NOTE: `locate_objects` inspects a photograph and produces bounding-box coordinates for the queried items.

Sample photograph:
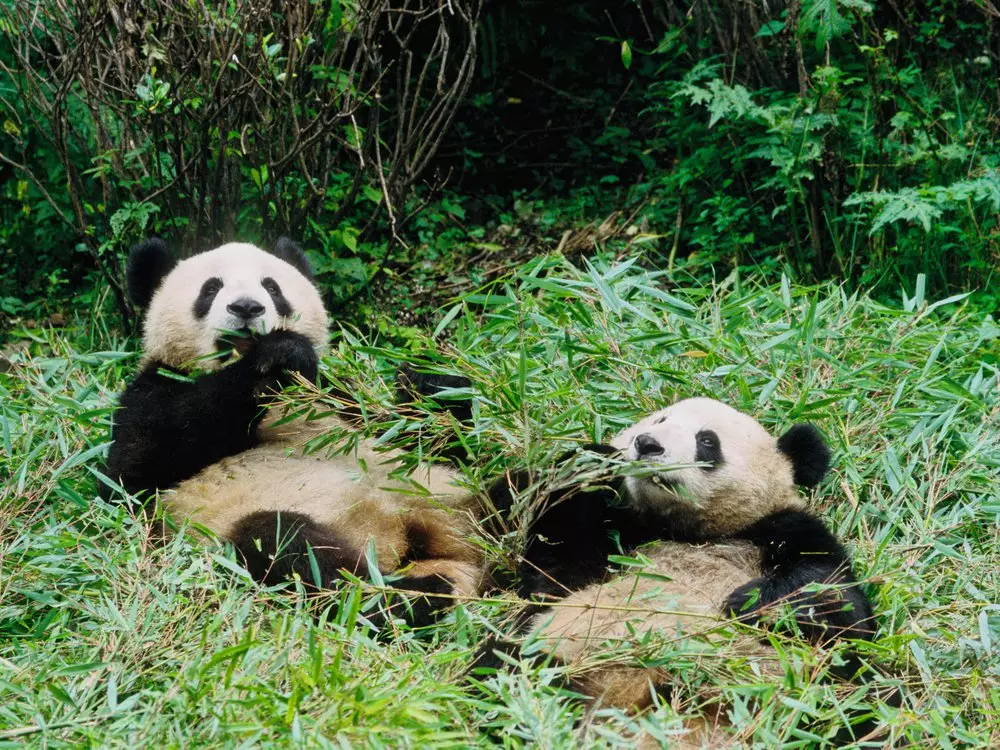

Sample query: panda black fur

[483,398,877,743]
[104,238,485,627]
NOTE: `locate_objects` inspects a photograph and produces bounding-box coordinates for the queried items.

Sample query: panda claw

[723,581,765,625]
[245,330,319,386]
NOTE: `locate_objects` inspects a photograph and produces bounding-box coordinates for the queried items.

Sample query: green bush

[447,0,1000,299]
[0,0,481,326]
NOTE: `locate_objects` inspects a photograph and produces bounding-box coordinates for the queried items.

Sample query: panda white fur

[104,238,485,626]
[482,398,876,743]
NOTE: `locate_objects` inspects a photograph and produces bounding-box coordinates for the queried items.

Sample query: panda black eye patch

[262,277,292,317]
[694,429,723,469]
[193,277,224,319]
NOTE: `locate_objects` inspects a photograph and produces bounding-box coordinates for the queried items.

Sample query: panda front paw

[725,577,875,644]
[245,330,318,391]
[724,579,769,626]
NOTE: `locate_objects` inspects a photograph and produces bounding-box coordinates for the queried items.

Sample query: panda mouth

[649,474,680,490]
[215,329,258,361]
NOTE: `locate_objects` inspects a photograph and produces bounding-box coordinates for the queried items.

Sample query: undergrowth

[2,259,999,747]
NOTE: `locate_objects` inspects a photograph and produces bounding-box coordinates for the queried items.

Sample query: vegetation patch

[3,259,997,746]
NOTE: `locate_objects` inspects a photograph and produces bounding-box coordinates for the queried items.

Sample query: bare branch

[0,0,482,323]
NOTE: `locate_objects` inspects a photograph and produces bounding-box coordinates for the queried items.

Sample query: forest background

[2,0,999,327]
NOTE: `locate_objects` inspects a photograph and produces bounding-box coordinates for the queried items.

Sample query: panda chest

[597,539,764,619]
[531,540,765,663]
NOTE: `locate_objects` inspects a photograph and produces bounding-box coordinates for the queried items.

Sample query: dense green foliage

[2,0,999,330]
[3,264,999,745]
[448,0,1000,297]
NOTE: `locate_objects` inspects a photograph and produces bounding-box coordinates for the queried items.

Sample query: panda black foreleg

[728,510,900,744]
[726,509,875,644]
[485,446,633,599]
[724,563,875,645]
[239,329,320,395]
[230,510,458,630]
[104,330,318,498]
[394,366,474,425]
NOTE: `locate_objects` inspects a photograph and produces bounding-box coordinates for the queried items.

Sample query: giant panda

[480,397,878,745]
[103,238,485,627]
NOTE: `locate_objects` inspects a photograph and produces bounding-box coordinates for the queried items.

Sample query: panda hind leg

[370,512,487,627]
[231,510,368,589]
[230,510,466,630]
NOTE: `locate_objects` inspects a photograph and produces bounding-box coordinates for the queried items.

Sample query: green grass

[2,257,999,747]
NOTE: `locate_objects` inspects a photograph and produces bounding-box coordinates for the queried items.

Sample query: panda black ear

[273,237,314,281]
[126,238,176,309]
[777,424,831,488]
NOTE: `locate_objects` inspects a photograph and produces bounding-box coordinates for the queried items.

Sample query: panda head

[610,398,831,537]
[127,238,329,370]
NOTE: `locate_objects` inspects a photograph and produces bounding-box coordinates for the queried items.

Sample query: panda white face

[141,242,329,370]
[610,398,803,536]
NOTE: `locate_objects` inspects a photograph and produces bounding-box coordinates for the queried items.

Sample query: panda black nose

[634,433,664,457]
[227,297,265,320]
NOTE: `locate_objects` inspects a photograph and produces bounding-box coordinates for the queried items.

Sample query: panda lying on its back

[104,238,484,627]
[485,398,877,740]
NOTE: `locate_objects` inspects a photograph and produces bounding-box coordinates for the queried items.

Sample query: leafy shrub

[442,0,1000,300]
[0,0,482,325]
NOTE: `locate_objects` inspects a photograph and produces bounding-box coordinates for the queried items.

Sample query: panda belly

[162,433,477,575]
[530,540,782,710]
